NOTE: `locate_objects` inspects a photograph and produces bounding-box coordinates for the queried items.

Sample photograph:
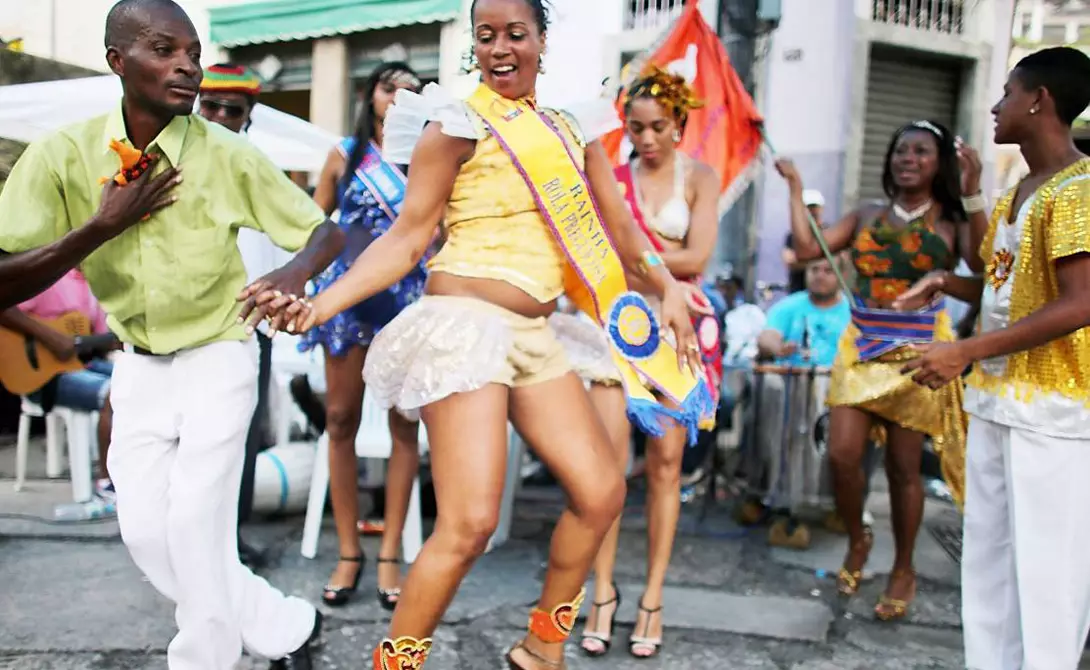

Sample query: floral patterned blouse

[851,209,953,308]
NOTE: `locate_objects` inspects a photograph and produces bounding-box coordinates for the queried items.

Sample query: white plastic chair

[300,389,526,562]
[14,397,96,502]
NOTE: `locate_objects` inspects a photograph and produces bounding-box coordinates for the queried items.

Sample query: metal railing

[624,0,688,33]
[871,0,966,35]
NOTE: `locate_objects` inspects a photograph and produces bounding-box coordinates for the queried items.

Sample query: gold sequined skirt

[826,313,966,508]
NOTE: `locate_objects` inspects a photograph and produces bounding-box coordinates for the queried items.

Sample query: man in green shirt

[0,1,343,668]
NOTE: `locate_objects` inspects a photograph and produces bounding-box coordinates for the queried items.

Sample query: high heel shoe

[580,582,621,657]
[376,556,401,611]
[506,587,585,669]
[321,554,364,607]
[628,598,663,659]
[875,568,917,621]
[373,636,432,670]
[836,528,874,596]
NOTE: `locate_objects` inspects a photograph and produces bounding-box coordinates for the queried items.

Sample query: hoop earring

[538,45,547,74]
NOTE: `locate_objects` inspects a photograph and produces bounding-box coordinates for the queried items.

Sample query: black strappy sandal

[628,598,663,659]
[579,582,621,657]
[506,641,564,669]
[376,556,402,611]
[321,554,364,607]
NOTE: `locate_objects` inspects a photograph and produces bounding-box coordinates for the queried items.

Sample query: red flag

[602,2,764,213]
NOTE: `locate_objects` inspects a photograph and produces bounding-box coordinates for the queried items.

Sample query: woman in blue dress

[302,61,427,609]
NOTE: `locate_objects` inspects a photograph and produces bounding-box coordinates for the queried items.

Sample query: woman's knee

[326,403,362,443]
[573,469,626,529]
[437,505,501,558]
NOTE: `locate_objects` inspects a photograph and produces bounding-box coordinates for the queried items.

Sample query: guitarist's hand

[41,332,77,362]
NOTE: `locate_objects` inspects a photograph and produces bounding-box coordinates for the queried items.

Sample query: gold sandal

[836,529,874,596]
[372,635,432,670]
[875,569,916,621]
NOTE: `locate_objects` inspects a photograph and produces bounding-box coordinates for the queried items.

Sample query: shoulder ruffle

[550,98,622,145]
[382,84,483,164]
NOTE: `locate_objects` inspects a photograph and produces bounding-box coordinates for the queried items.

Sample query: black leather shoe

[269,610,323,669]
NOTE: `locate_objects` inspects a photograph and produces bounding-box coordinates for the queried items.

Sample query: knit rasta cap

[200,64,262,97]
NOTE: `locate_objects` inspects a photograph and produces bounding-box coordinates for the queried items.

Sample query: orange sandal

[373,635,432,670]
[506,588,586,669]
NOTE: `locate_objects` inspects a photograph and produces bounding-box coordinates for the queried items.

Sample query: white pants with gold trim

[962,415,1090,670]
[107,341,314,669]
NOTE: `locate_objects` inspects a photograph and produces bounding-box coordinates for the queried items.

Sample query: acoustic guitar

[0,311,115,395]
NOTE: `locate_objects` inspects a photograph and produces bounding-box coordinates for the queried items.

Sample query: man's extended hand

[900,341,973,388]
[237,265,309,334]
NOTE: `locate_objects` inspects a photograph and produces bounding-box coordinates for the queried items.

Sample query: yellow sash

[464,84,713,439]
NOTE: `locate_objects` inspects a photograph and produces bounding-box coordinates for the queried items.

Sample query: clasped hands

[236,267,320,336]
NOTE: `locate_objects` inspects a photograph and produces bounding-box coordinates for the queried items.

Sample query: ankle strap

[528,587,586,644]
[373,636,432,670]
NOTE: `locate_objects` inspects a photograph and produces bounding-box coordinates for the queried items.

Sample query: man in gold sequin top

[900,47,1090,670]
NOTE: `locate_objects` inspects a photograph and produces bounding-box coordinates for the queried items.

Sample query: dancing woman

[262,0,708,667]
[775,120,978,620]
[302,62,425,609]
[573,67,720,659]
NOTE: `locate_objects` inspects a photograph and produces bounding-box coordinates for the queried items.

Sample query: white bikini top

[632,154,691,242]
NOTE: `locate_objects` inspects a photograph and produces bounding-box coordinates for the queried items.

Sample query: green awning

[210,0,463,48]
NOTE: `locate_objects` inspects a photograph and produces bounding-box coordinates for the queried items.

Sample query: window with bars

[624,0,689,32]
[870,0,965,36]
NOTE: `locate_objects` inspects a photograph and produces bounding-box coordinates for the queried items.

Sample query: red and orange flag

[602,1,764,213]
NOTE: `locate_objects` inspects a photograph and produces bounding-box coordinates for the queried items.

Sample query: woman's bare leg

[386,384,510,637]
[828,406,876,592]
[507,373,627,667]
[323,345,367,595]
[879,424,925,612]
[631,397,686,656]
[581,383,630,652]
[377,409,422,602]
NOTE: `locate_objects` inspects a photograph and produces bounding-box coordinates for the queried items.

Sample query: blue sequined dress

[299,138,427,357]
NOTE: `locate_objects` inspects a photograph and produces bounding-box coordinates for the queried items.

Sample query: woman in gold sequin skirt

[775,120,981,620]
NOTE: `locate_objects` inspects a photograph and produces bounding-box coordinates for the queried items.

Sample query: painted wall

[754,0,858,287]
[0,0,249,72]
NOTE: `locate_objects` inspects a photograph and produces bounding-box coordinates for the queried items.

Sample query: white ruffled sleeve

[382,83,483,164]
[558,98,623,145]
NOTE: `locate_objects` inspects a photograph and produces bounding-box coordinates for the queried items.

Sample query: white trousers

[962,416,1090,670]
[107,341,314,670]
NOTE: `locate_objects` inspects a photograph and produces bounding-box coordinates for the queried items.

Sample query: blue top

[299,137,427,357]
[764,291,851,367]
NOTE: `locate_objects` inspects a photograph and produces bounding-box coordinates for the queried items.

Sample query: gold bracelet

[639,250,665,275]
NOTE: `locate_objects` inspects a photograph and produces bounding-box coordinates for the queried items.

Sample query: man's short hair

[1014,47,1090,126]
[104,0,181,50]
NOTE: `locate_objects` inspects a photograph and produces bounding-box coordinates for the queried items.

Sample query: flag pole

[759,129,854,302]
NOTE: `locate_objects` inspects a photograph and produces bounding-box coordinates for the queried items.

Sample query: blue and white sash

[353,140,407,223]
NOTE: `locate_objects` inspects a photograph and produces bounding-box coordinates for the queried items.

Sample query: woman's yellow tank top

[427,110,585,303]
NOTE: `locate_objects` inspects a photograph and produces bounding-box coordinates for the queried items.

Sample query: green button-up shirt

[0,104,326,354]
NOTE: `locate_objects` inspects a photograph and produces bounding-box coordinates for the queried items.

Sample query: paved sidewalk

[0,439,1087,669]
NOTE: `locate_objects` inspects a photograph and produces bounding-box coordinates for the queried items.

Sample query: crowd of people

[1,0,1089,669]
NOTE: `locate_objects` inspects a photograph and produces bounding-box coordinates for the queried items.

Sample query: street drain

[929,523,962,565]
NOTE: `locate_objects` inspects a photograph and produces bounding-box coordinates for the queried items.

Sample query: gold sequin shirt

[382,84,623,304]
[965,157,1090,438]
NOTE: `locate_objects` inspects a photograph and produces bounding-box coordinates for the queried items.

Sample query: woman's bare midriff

[425,271,558,319]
